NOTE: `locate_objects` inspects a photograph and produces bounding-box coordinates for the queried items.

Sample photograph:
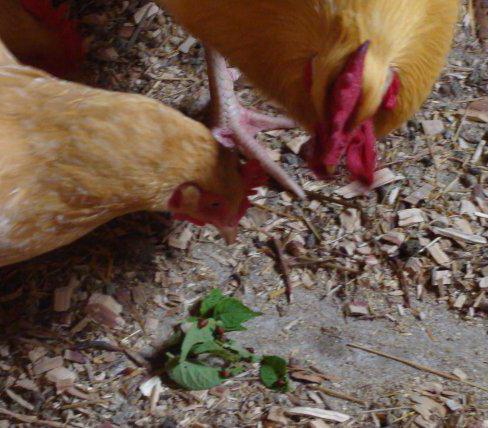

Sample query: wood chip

[404,184,434,205]
[445,399,463,412]
[421,119,445,135]
[480,278,488,289]
[432,270,452,286]
[5,389,34,411]
[15,378,39,393]
[453,294,467,309]
[345,303,370,317]
[46,367,77,392]
[473,140,487,164]
[33,356,64,376]
[54,276,79,312]
[179,36,197,54]
[426,243,451,266]
[466,97,488,123]
[139,376,162,397]
[286,135,309,154]
[452,368,468,381]
[134,2,160,23]
[28,347,47,363]
[308,420,331,428]
[382,231,406,246]
[460,199,478,216]
[398,208,425,226]
[335,168,404,199]
[267,407,289,425]
[431,226,487,245]
[86,293,124,328]
[285,407,350,423]
[168,226,193,250]
[339,209,361,233]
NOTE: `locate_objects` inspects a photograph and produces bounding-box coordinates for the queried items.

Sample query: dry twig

[348,342,488,393]
[270,237,293,303]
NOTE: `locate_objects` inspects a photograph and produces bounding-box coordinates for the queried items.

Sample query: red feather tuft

[20,0,85,75]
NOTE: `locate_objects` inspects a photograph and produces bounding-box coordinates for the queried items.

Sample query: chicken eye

[210,202,221,208]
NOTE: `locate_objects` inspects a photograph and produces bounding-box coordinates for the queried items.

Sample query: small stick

[348,342,488,393]
[359,406,411,414]
[127,6,153,50]
[271,237,293,303]
[291,258,359,275]
[391,260,411,308]
[301,214,322,242]
[61,399,108,410]
[305,190,362,210]
[0,406,69,428]
[315,385,367,406]
[251,202,302,222]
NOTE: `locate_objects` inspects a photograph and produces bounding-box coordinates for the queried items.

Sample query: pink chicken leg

[206,49,305,199]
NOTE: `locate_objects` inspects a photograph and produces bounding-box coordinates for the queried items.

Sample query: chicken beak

[218,226,238,245]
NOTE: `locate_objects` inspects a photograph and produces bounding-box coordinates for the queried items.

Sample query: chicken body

[0,41,252,267]
[160,0,459,182]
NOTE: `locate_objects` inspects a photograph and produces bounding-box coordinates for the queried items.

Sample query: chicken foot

[206,49,305,199]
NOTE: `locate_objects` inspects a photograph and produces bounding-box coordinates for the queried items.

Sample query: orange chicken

[0,39,263,268]
[0,0,84,77]
[160,0,459,185]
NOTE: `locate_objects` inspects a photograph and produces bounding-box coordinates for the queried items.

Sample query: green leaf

[191,341,240,362]
[180,321,215,362]
[229,365,246,377]
[213,298,262,331]
[199,289,225,317]
[260,356,290,392]
[224,340,261,363]
[167,359,224,390]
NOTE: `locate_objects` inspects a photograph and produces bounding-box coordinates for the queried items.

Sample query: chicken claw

[206,49,305,199]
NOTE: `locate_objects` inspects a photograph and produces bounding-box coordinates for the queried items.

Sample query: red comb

[306,42,401,186]
[20,0,85,74]
[323,40,370,168]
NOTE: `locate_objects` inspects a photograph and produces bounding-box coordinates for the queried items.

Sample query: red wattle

[346,119,376,185]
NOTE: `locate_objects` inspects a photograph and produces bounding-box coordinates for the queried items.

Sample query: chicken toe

[206,48,305,199]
